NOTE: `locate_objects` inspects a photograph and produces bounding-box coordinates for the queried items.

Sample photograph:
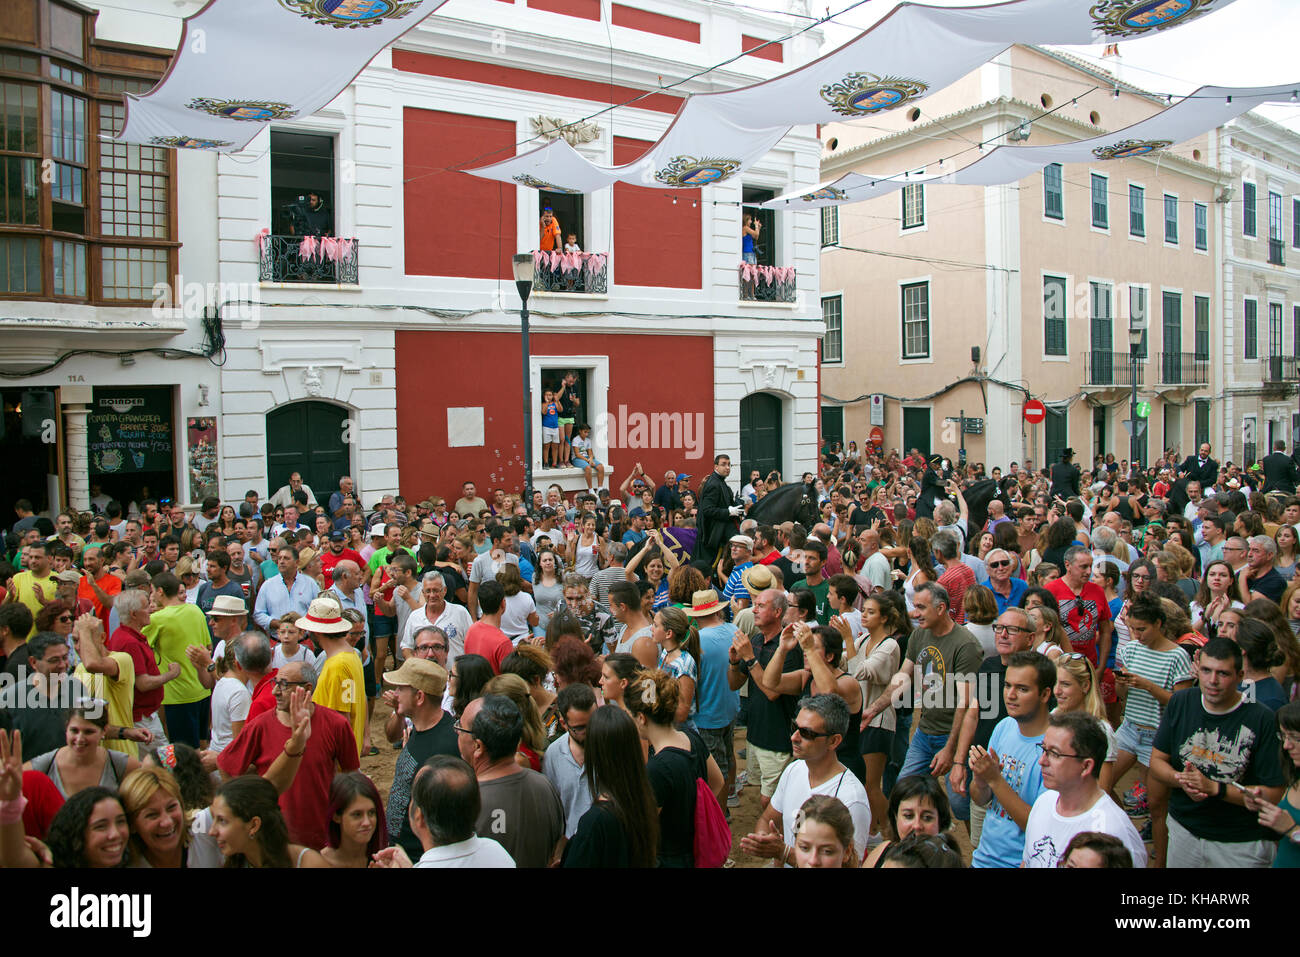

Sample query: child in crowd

[570,423,606,493]
[271,612,318,669]
[542,390,561,468]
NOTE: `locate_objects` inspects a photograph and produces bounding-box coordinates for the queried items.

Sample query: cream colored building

[818,46,1225,472]
[1217,112,1300,467]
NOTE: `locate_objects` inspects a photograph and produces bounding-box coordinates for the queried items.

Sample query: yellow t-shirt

[75,653,138,758]
[313,651,366,759]
[10,570,56,636]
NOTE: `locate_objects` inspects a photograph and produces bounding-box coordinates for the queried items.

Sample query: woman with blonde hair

[119,765,224,868]
[651,606,700,727]
[1052,655,1117,795]
[1025,605,1070,661]
[483,672,549,772]
[501,643,560,742]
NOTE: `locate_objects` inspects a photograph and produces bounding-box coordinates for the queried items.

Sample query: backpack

[689,730,730,868]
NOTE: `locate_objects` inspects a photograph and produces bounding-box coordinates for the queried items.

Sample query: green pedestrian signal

[1135,401,1151,418]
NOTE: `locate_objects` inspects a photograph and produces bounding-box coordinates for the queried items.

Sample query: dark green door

[265,401,349,505]
[1045,407,1068,467]
[821,406,844,452]
[902,407,930,459]
[740,393,782,482]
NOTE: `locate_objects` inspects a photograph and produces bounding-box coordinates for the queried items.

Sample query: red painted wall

[393,50,683,116]
[612,136,701,288]
[526,0,600,19]
[612,4,700,42]
[741,34,783,62]
[395,331,716,499]
[403,108,515,280]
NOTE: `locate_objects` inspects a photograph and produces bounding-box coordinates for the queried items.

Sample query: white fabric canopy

[467,0,1245,190]
[763,81,1300,209]
[118,0,450,152]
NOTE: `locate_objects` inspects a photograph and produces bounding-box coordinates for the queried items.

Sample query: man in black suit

[915,453,950,520]
[1177,442,1218,488]
[693,454,742,566]
[1261,440,1299,494]
[1049,447,1081,501]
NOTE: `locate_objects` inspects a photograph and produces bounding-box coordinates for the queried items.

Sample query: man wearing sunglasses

[740,693,872,866]
[985,550,1027,614]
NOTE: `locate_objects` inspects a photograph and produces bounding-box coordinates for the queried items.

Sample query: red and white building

[0,0,826,513]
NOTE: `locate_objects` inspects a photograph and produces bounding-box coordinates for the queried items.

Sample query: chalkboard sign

[88,386,174,475]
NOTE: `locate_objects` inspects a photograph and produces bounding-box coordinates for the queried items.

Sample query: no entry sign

[868,426,884,449]
[1024,399,1046,424]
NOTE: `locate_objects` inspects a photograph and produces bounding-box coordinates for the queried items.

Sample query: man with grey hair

[740,694,872,865]
[400,572,472,667]
[1244,534,1285,603]
[108,585,180,745]
[1047,545,1112,670]
[1090,526,1130,590]
[588,541,628,610]
[218,656,359,849]
[864,581,982,823]
[1102,511,1141,562]
[1222,535,1250,574]
[986,548,1028,613]
[934,529,976,625]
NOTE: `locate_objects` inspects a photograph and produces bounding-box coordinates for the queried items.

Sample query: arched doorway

[740,392,783,483]
[265,401,349,505]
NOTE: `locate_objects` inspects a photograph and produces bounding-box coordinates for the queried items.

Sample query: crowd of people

[2,437,1299,870]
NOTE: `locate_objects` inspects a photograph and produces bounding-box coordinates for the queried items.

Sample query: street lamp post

[1128,324,1143,472]
[513,254,536,508]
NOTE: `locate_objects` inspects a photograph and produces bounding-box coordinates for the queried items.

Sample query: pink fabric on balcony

[739,263,794,285]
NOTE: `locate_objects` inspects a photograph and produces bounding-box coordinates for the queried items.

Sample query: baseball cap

[328,530,346,542]
[676,473,691,482]
[540,506,557,518]
[55,570,82,584]
[729,534,754,550]
[629,507,646,518]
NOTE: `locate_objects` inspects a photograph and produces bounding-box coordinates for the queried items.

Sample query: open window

[265,131,355,283]
[539,190,584,252]
[742,185,776,266]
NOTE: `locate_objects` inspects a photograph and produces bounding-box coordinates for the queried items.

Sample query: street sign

[1122,419,1147,437]
[869,394,884,426]
[1024,399,1046,424]
[1135,401,1152,418]
[868,426,884,449]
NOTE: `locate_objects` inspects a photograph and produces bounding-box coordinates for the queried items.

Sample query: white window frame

[900,183,926,233]
[1128,181,1146,241]
[1042,163,1065,225]
[899,276,932,363]
[1163,191,1179,247]
[1090,171,1109,233]
[1042,270,1070,362]
[529,355,611,479]
[820,205,839,247]
[820,292,844,365]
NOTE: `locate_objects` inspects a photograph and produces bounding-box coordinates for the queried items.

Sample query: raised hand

[0,729,23,803]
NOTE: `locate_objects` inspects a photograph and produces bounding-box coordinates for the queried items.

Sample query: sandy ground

[360,700,1143,868]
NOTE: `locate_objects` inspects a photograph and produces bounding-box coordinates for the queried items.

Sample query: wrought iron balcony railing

[1158,352,1210,386]
[1265,353,1300,383]
[258,234,359,284]
[532,250,608,294]
[1083,351,1144,387]
[739,263,796,303]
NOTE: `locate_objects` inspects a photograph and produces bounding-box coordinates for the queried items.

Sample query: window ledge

[259,282,364,292]
[531,290,610,302]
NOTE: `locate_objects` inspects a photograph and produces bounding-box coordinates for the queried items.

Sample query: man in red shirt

[1046,546,1112,668]
[753,526,781,566]
[934,529,976,625]
[319,530,363,590]
[77,546,122,635]
[463,580,512,673]
[106,588,179,741]
[217,659,359,848]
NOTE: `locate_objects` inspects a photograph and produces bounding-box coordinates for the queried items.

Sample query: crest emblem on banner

[820,73,928,117]
[278,0,421,28]
[1090,0,1213,37]
[801,187,847,202]
[654,156,742,188]
[1093,138,1174,160]
[148,135,233,150]
[186,98,299,122]
[512,174,583,193]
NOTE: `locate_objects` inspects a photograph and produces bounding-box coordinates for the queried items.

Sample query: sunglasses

[988,560,1012,568]
[791,723,831,740]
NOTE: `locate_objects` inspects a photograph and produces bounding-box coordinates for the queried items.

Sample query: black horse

[747,481,820,530]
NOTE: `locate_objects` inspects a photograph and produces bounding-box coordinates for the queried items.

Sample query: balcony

[532,250,607,295]
[739,263,796,303]
[1265,354,1300,383]
[1269,239,1286,266]
[1082,351,1144,387]
[1158,352,1210,386]
[258,234,359,284]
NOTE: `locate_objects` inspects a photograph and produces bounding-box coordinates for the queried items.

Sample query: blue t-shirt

[1105,596,1123,669]
[694,623,740,730]
[992,576,1028,615]
[659,647,699,723]
[971,716,1047,869]
[542,402,559,429]
[652,579,669,612]
[622,529,646,547]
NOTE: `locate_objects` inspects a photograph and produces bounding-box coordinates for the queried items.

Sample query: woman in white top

[902,536,937,614]
[566,514,604,579]
[208,640,251,754]
[961,584,998,658]
[1052,653,1118,797]
[1025,605,1069,661]
[496,563,539,643]
[1190,559,1247,632]
[840,590,904,835]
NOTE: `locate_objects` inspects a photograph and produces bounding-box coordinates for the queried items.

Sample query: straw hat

[742,564,776,597]
[683,589,725,617]
[296,596,351,634]
[208,595,247,617]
